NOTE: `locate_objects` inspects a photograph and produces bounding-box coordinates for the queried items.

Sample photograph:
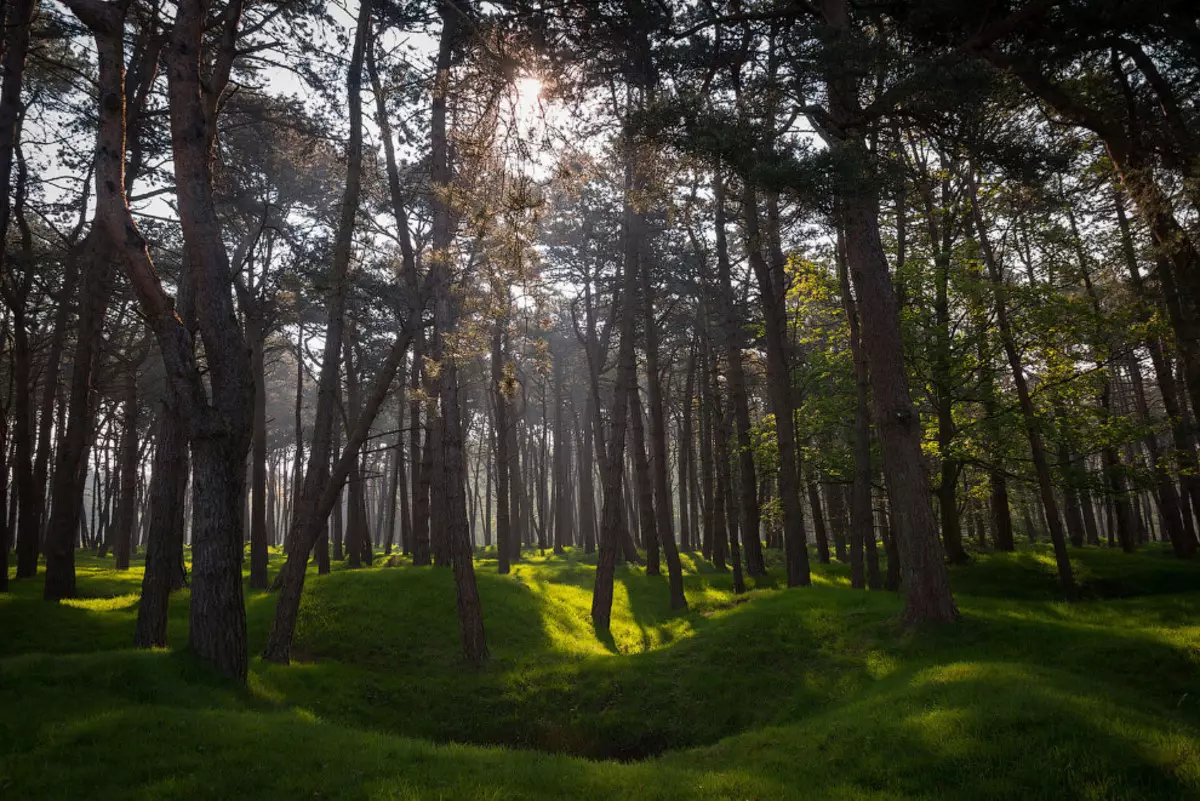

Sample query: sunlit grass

[3,542,1200,798]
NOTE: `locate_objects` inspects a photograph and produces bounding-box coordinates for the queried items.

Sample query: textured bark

[135,401,188,646]
[820,10,955,620]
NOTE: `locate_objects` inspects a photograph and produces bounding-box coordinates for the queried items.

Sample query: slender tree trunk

[839,231,875,591]
[249,317,269,587]
[592,142,641,632]
[716,177,763,576]
[969,173,1074,595]
[113,367,140,570]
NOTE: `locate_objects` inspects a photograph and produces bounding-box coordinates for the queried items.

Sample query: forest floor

[2,543,1200,799]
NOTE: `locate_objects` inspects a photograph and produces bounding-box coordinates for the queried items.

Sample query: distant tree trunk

[969,173,1074,595]
[411,344,431,566]
[977,320,1014,552]
[807,472,831,565]
[492,320,512,574]
[716,402,742,591]
[578,404,597,554]
[248,315,269,588]
[697,320,716,561]
[629,382,658,573]
[113,365,140,570]
[838,231,875,591]
[641,266,686,606]
[552,344,571,554]
[827,481,849,562]
[44,237,113,601]
[715,177,763,577]
[918,172,968,565]
[1115,195,1198,556]
[0,407,9,593]
[592,144,641,632]
[677,347,695,553]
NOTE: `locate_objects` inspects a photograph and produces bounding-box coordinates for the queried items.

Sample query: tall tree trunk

[839,230,876,591]
[760,184,814,578]
[715,177,763,576]
[492,319,512,574]
[249,316,269,588]
[592,143,641,632]
[44,237,113,600]
[969,173,1074,595]
[822,0,956,621]
[641,255,686,607]
[629,382,658,573]
[113,365,140,570]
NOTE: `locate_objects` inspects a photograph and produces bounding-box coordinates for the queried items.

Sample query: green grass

[3,543,1200,799]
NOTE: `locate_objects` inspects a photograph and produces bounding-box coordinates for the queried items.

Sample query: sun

[515,76,542,105]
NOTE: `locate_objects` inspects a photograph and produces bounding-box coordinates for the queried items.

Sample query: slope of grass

[2,544,1200,799]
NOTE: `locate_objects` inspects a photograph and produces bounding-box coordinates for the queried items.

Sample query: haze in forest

[2,0,1200,798]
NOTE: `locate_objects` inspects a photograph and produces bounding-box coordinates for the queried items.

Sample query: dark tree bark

[492,319,512,573]
[428,0,486,661]
[715,177,764,577]
[629,382,659,572]
[823,0,956,622]
[592,145,641,632]
[112,361,142,570]
[641,254,686,608]
[838,230,877,591]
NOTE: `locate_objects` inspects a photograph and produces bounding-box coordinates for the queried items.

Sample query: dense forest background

[0,0,1197,685]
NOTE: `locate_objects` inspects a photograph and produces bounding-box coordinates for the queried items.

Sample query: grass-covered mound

[2,545,1199,799]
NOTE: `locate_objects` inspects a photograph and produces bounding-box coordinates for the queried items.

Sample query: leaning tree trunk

[262,0,376,663]
[969,173,1075,596]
